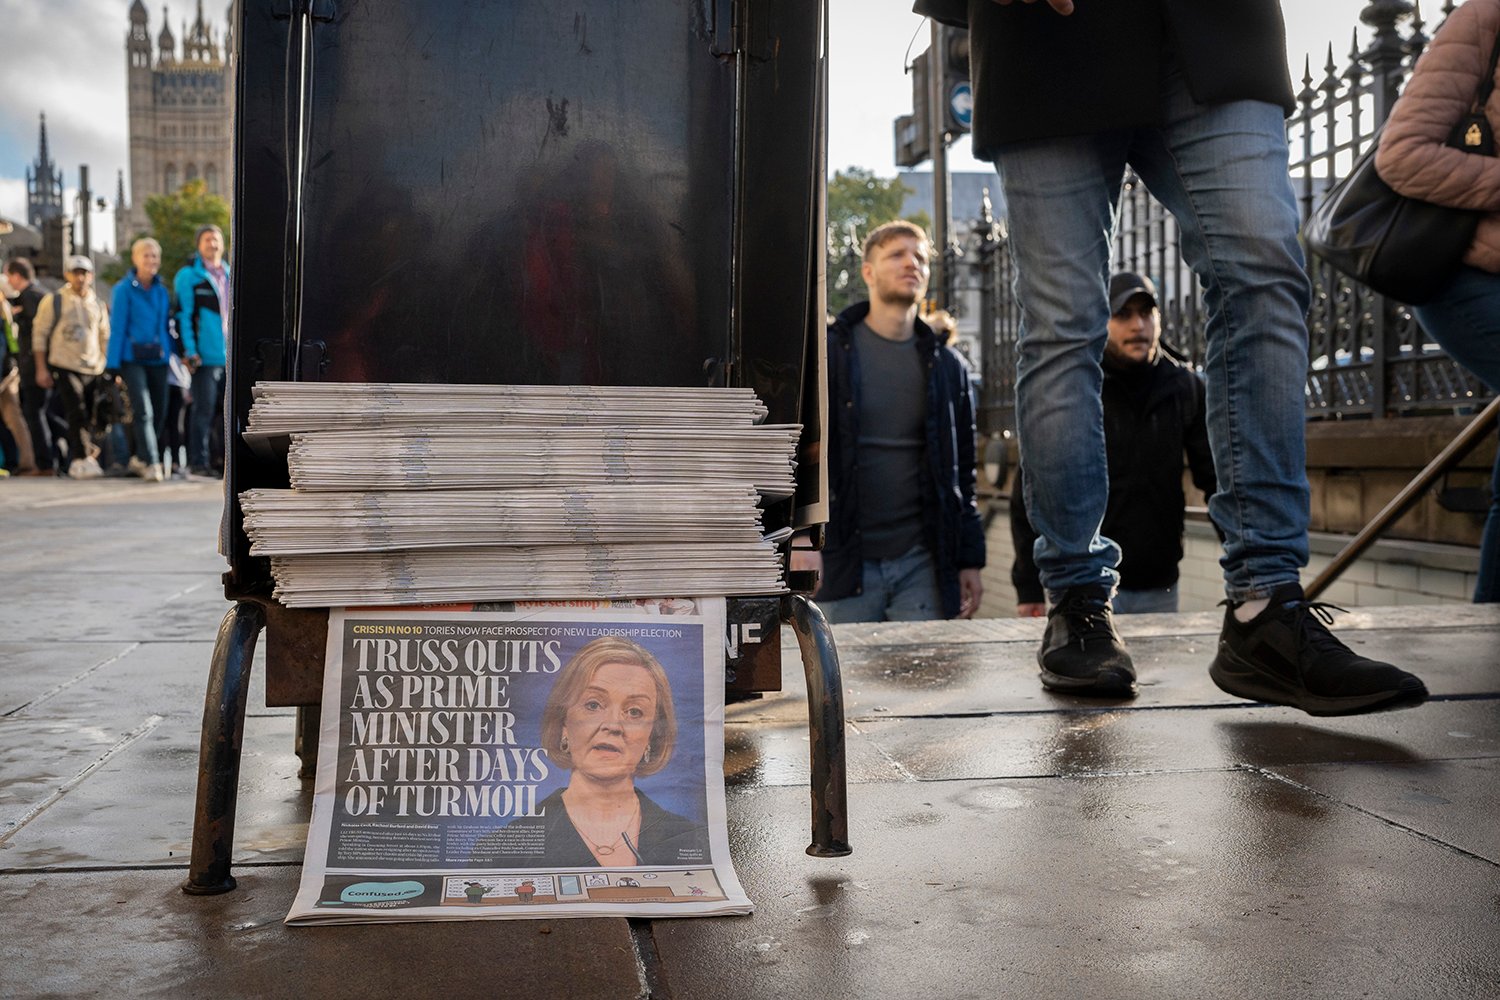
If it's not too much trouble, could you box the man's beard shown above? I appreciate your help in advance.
[1104,342,1155,368]
[876,287,920,309]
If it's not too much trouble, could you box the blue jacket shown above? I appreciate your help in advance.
[107,269,174,368]
[818,302,986,618]
[174,254,229,366]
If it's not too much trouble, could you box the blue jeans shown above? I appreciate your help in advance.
[121,363,170,466]
[188,365,225,469]
[1113,583,1179,615]
[996,59,1311,603]
[1413,266,1500,603]
[818,545,944,624]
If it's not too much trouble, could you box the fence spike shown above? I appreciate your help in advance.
[1300,54,1317,104]
[1321,43,1342,95]
[1344,29,1365,88]
[1406,0,1429,61]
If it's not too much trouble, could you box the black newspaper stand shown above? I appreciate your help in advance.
[183,0,849,895]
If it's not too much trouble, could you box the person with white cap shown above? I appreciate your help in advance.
[32,256,110,479]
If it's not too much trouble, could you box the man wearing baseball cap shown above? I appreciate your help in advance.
[1012,271,1217,618]
[32,255,110,478]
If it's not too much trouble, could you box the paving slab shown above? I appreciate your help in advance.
[853,700,1500,782]
[6,471,1500,999]
[2,715,308,871]
[737,616,1500,725]
[0,867,643,1000]
[2,641,259,720]
[8,573,232,643]
[651,777,1500,1000]
[0,642,137,715]
[1275,756,1500,865]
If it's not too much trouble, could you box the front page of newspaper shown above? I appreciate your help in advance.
[286,599,751,924]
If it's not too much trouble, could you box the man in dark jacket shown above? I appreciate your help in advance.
[917,0,1427,715]
[5,258,55,474]
[813,221,985,623]
[1012,273,1215,615]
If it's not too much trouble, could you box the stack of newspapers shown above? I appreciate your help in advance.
[240,383,796,607]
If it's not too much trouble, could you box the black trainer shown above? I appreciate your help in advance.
[1038,585,1137,696]
[1209,583,1428,716]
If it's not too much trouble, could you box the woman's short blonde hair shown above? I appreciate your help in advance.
[540,637,678,777]
[131,237,162,258]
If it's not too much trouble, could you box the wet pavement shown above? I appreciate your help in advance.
[2,477,1499,999]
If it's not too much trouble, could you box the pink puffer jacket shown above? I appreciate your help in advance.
[1375,0,1500,273]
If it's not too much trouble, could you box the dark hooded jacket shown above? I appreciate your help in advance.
[1010,348,1216,602]
[913,0,1296,154]
[819,302,986,618]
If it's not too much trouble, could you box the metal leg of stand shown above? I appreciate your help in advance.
[782,593,852,858]
[294,706,319,779]
[182,601,266,895]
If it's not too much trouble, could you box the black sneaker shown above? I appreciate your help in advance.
[1209,583,1428,716]
[1038,585,1137,696]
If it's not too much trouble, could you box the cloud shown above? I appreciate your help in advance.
[0,177,25,221]
[0,0,131,200]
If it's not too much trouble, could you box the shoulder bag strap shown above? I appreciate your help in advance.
[43,290,63,368]
[1471,27,1500,111]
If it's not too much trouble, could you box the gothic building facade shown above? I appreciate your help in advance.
[115,0,235,252]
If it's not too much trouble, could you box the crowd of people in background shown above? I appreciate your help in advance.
[0,225,229,482]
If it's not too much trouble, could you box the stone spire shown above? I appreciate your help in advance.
[158,6,176,64]
[26,113,66,227]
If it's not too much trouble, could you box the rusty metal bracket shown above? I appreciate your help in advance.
[182,601,267,895]
[782,593,852,858]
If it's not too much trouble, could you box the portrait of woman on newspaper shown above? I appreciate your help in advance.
[471,636,709,868]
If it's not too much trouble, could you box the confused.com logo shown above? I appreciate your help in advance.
[339,880,425,903]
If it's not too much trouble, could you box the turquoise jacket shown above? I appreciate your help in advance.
[174,254,230,367]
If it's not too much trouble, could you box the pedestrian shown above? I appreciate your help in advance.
[1,296,36,474]
[1012,273,1216,616]
[163,351,191,478]
[32,256,110,479]
[109,237,176,482]
[814,220,986,623]
[1375,0,1500,603]
[6,258,57,475]
[916,0,1427,714]
[174,224,229,479]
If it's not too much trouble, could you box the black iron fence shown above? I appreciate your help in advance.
[961,0,1494,437]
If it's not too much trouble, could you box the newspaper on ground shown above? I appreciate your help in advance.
[286,599,751,924]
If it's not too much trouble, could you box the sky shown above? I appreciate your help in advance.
[0,0,1383,254]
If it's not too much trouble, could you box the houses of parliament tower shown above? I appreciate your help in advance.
[116,1,234,252]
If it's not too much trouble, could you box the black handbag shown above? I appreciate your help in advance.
[130,339,164,363]
[1303,30,1500,305]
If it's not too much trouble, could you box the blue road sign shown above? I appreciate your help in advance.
[949,82,974,129]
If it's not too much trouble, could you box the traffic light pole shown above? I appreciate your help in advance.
[927,19,952,309]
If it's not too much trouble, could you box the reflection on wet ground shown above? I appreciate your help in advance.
[3,478,1500,998]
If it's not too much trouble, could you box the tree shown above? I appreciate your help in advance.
[142,178,231,287]
[825,167,932,315]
